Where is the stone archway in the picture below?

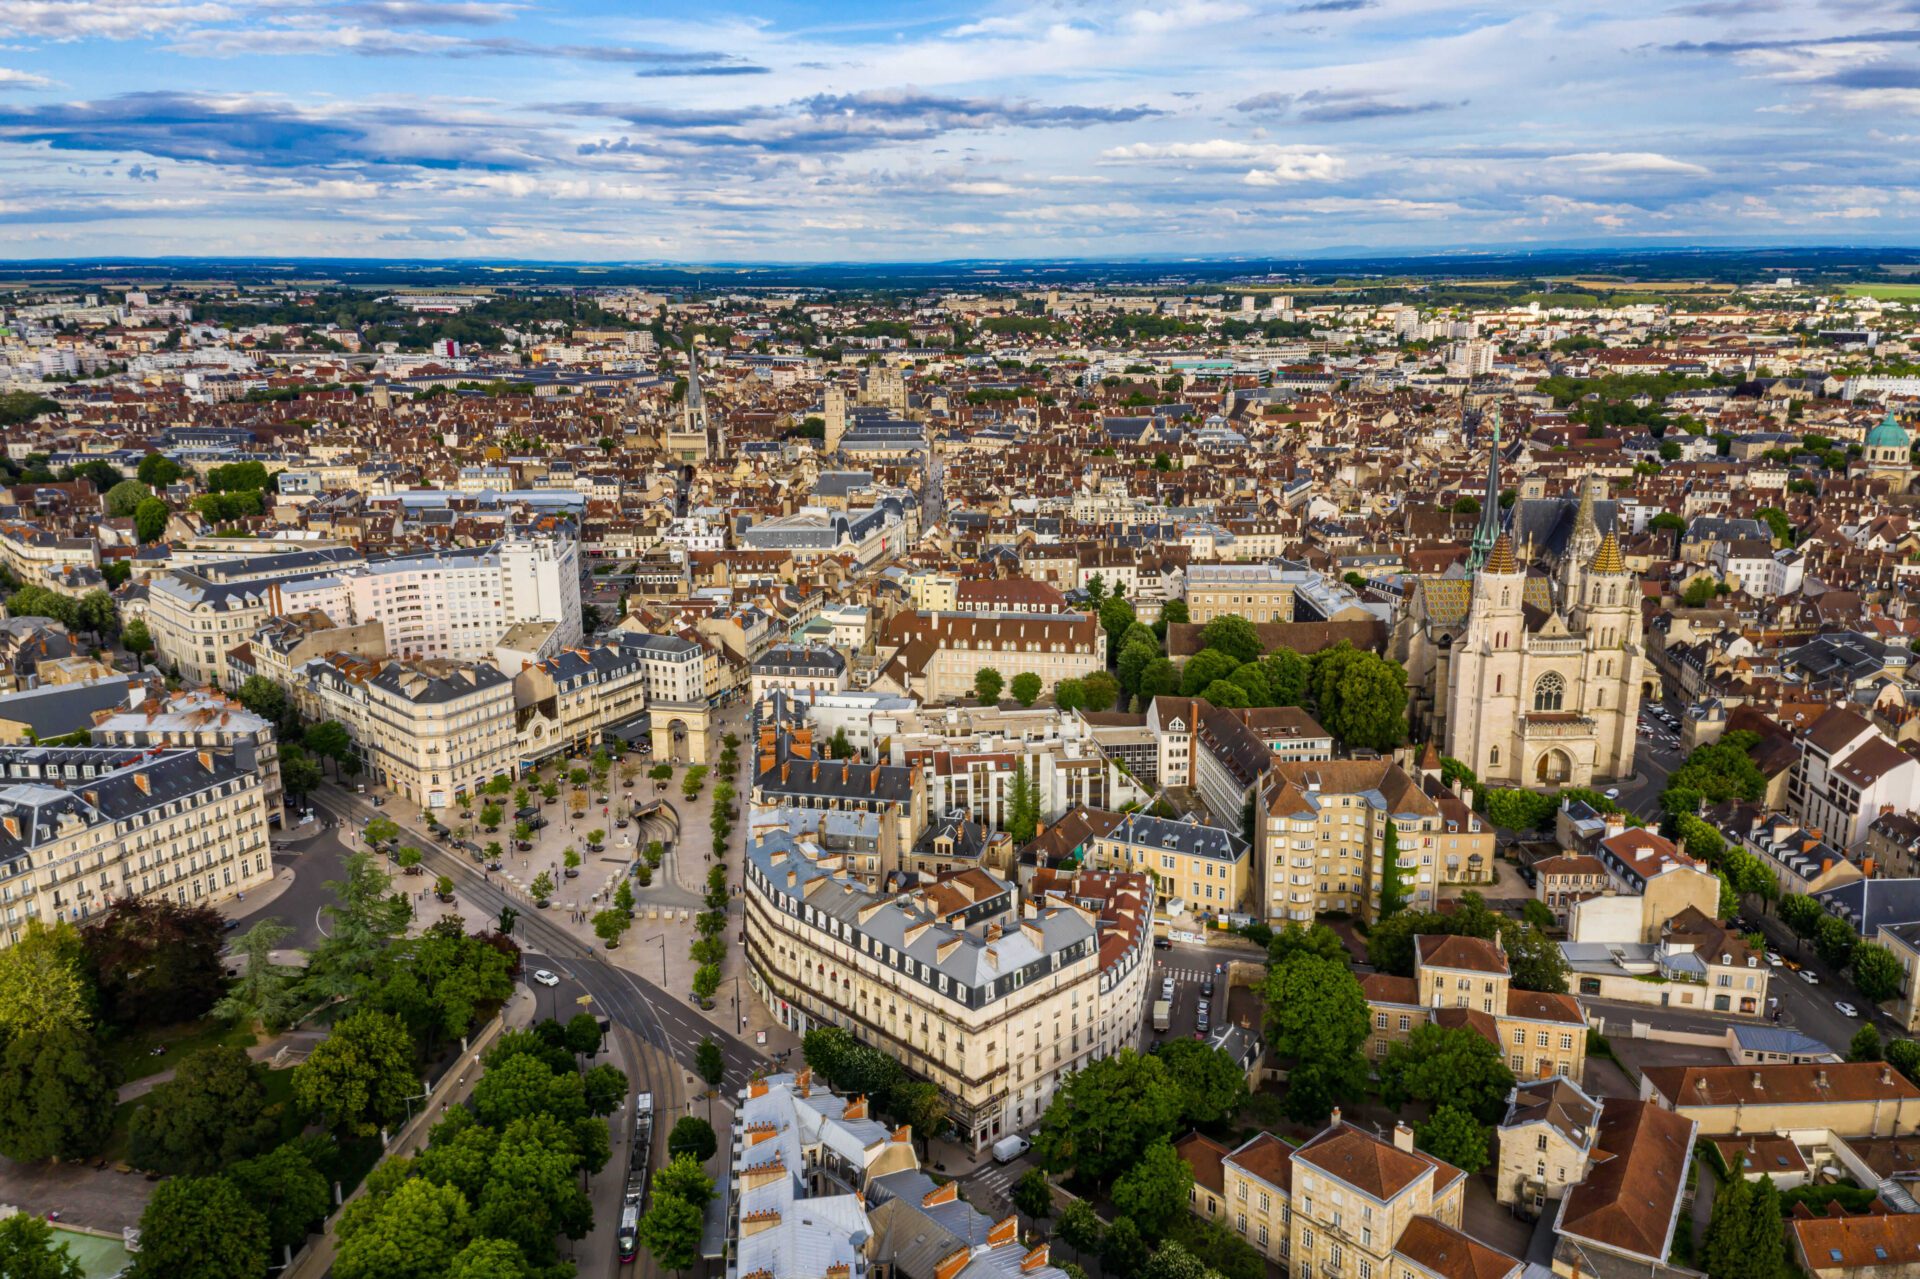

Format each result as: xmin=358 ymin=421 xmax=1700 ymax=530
xmin=648 ymin=703 xmax=713 ymax=765
xmin=1641 ymin=679 xmax=1659 ymax=701
xmin=1535 ymin=749 xmax=1572 ymax=785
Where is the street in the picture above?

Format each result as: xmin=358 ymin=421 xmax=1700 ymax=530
xmin=1138 ymin=942 xmax=1225 ymax=1048
xmin=307 ymin=784 xmax=770 ymax=1094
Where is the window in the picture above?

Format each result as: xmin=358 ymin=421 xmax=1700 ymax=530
xmin=1534 ymin=672 xmax=1565 ymax=712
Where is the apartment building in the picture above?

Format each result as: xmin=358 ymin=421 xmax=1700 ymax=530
xmin=347 ymin=534 xmax=582 ymax=663
xmin=1567 ymin=821 xmax=1720 ymax=943
xmin=748 ymin=643 xmax=848 ymax=703
xmin=1551 ymin=1100 xmax=1699 ymax=1278
xmin=743 ymin=821 xmax=1121 ymax=1150
xmin=1087 ymin=810 xmax=1249 ymax=916
xmin=91 ymin=686 xmax=287 ymax=825
xmin=1532 ymin=854 xmax=1609 ymax=925
xmin=1640 ymin=1061 xmax=1920 ymax=1137
xmin=1176 ymin=1117 xmax=1518 ymax=1279
xmin=236 ymin=610 xmax=387 ymax=694
xmin=872 ymin=611 xmax=1105 ymax=704
xmin=728 ymin=1070 xmax=1071 ymax=1279
xmin=0 ymin=520 xmax=99 ymax=592
xmin=0 ymin=743 xmax=273 ymax=945
xmin=1254 ymin=759 xmax=1443 ymax=924
xmin=1361 ymin=933 xmax=1588 ymax=1081
xmin=146 ymin=556 xmax=355 ymax=689
xmin=1792 ymin=1210 xmax=1920 ymax=1279
xmin=301 ymin=655 xmax=517 ymax=810
xmin=1877 ymin=922 xmax=1920 ymax=1033
xmin=1789 ymin=705 xmax=1920 ymax=850
xmin=511 ymin=641 xmax=650 ymax=763
xmin=896 ymin=716 xmax=1151 ymax=833
xmin=1182 ymin=563 xmax=1310 ymax=623
xmin=753 ymin=728 xmax=926 ymax=883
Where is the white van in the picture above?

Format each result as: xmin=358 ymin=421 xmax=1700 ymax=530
xmin=992 ymin=1135 xmax=1030 ymax=1164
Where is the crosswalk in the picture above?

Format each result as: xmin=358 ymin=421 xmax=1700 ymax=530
xmin=966 ymin=1162 xmax=1022 ymax=1201
xmin=1154 ymin=965 xmax=1215 ymax=984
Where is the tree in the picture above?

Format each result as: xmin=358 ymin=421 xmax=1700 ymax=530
xmin=654 ymin=1151 xmax=715 ymax=1209
xmin=81 ymin=895 xmax=228 ymax=1028
xmin=292 ymin=1008 xmax=420 ymax=1137
xmin=1007 ymin=757 xmax=1041 ymax=845
xmin=1081 ymin=670 xmax=1120 ymax=713
xmin=104 ymin=478 xmax=153 ymax=517
xmin=974 ymin=666 xmax=1005 ymax=704
xmin=1889 ymin=1037 xmax=1920 ymax=1086
xmin=1013 ymin=1166 xmax=1054 ymax=1220
xmin=305 ymin=719 xmax=354 ymax=772
xmin=695 ymin=1037 xmax=725 ymax=1088
xmin=1702 ymin=1171 xmax=1788 ymax=1279
xmin=1780 ymin=893 xmax=1822 ymax=941
xmin=1111 ymin=1137 xmax=1194 ymax=1238
xmin=638 ymin=1191 xmax=704 ymax=1274
xmin=1261 ymin=952 xmax=1370 ymax=1122
xmin=1681 ymin=577 xmax=1718 ymax=608
xmin=1101 ymin=1215 xmax=1150 ymax=1275
xmin=1179 ymin=647 xmax=1240 ymax=698
xmin=0 ymin=1024 xmax=115 ymax=1161
xmin=1054 ymin=677 xmax=1087 ymax=712
xmin=1169 ymin=1219 xmax=1265 ymax=1279
xmin=1415 ymin=1105 xmax=1491 ymax=1174
xmin=470 ymin=1053 xmax=586 ymax=1129
xmin=1815 ymin=913 xmax=1857 ymax=969
xmin=133 ymin=496 xmax=170 ymax=543
xmin=129 ymin=1175 xmax=270 ymax=1279
xmin=235 ymin=674 xmax=292 ymax=729
xmin=121 ymin=616 xmax=153 ymax=656
xmin=1033 ymin=1049 xmax=1182 ymax=1183
xmin=593 ymin=908 xmax=629 ymax=949
xmin=1155 ymin=1038 xmax=1249 ymax=1129
xmin=1198 ymin=615 xmax=1263 ymax=666
xmin=890 ymin=1079 xmax=949 ymax=1152
xmin=530 ymin=871 xmax=555 ymax=904
xmin=447 ymin=1238 xmax=533 ymax=1279
xmin=303 ymin=852 xmax=410 ymax=1001
xmin=1379 ymin=820 xmax=1410 ymax=919
xmin=1308 ymin=643 xmax=1409 ymax=751
xmin=1380 ymin=1024 xmax=1516 ymax=1123
xmin=0 ymin=1213 xmax=83 ymax=1279
xmin=1057 ymin=1199 xmax=1104 ymax=1259
xmin=668 ymin=1115 xmax=718 ymax=1163
xmin=1852 ymin=943 xmax=1904 ymax=1004
xmin=129 ymin=1044 xmax=276 ymax=1175
xmin=334 ymin=1176 xmax=472 ymax=1279
xmin=214 ymin=917 xmax=301 ymax=1031
xmin=1267 ymin=922 xmax=1348 ymax=965
xmin=1010 ymin=672 xmax=1042 ymax=707
xmin=583 ymin=1062 xmax=630 ymax=1116
xmin=1118 ymin=637 xmax=1160 ymax=695
xmin=137 ymin=452 xmax=183 ymax=488
xmin=1099 ymin=594 xmax=1137 ymax=646
xmin=1522 ymin=898 xmax=1557 ymax=932
xmin=1261 ymin=647 xmax=1310 ymax=706
xmin=1849 ymin=1025 xmax=1883 ymax=1062
xmin=227 ymin=1139 xmax=332 ymax=1255
xmin=0 ymin=920 xmax=92 ymax=1036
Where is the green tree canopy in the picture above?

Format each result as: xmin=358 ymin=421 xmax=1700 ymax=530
xmin=668 ymin=1115 xmax=718 ymax=1163
xmin=1111 ymin=1137 xmax=1194 ymax=1238
xmin=0 ymin=920 xmax=92 ymax=1037
xmin=974 ymin=666 xmax=1004 ymax=703
xmin=129 ymin=1175 xmax=271 ymax=1279
xmin=128 ymin=1044 xmax=277 ymax=1175
xmin=292 ymin=1009 xmax=420 ymax=1138
xmin=1154 ymin=1038 xmax=1250 ymax=1130
xmin=0 ymin=1213 xmax=83 ymax=1279
xmin=1261 ymin=952 xmax=1370 ymax=1122
xmin=334 ymin=1175 xmax=473 ymax=1279
xmin=1308 ymin=643 xmax=1409 ymax=751
xmin=1380 ymin=1024 xmax=1516 ymax=1124
xmin=104 ymin=478 xmax=153 ymax=517
xmin=1033 ymin=1049 xmax=1183 ymax=1184
xmin=1010 ymin=672 xmax=1042 ymax=706
xmin=0 ymin=1023 xmax=115 ymax=1162
xmin=227 ymin=1139 xmax=332 ymax=1255
xmin=1415 ymin=1105 xmax=1491 ymax=1174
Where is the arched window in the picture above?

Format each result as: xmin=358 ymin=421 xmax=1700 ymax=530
xmin=1534 ymin=672 xmax=1565 ymax=712
xmin=1489 ymin=746 xmax=1500 ymax=766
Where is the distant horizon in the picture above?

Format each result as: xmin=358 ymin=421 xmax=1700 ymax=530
xmin=0 ymin=0 xmax=1910 ymax=259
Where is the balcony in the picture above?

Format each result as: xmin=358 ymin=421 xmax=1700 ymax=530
xmin=1517 ymin=712 xmax=1596 ymax=741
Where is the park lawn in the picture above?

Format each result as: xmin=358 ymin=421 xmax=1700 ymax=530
xmin=105 ymin=1017 xmax=258 ymax=1083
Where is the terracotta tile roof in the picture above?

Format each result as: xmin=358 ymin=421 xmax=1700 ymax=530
xmin=1393 ymin=1216 xmax=1521 ymax=1279
xmin=1175 ymin=1131 xmax=1230 ymax=1198
xmin=1361 ymin=972 xmax=1420 ymax=1005
xmin=1643 ymin=1062 xmax=1920 ymax=1109
xmin=1792 ymin=1211 xmax=1920 ymax=1271
xmin=1294 ymin=1122 xmax=1456 ymax=1201
xmin=1534 ymin=854 xmax=1606 ymax=877
xmin=1433 ymin=1006 xmax=1501 ymax=1044
xmin=1557 ymin=1100 xmax=1695 ymax=1263
xmin=1225 ymin=1131 xmax=1293 ymax=1193
xmin=1417 ymin=933 xmax=1509 ymax=975
xmin=1506 ymin=989 xmax=1585 ymax=1026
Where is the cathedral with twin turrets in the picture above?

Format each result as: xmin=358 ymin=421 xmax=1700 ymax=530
xmin=1395 ymin=421 xmax=1644 ymax=789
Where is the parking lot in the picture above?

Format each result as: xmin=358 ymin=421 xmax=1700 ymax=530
xmin=1141 ymin=942 xmax=1229 ymax=1048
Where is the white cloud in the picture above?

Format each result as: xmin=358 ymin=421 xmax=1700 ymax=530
xmin=1544 ymin=151 xmax=1711 ymax=177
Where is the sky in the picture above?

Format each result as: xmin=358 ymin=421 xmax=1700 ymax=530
xmin=0 ymin=0 xmax=1914 ymax=261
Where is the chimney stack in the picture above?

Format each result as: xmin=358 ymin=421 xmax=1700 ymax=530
xmin=1393 ymin=1122 xmax=1415 ymax=1153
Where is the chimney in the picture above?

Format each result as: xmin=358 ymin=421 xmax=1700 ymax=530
xmin=988 ymin=1215 xmax=1019 ymax=1247
xmin=794 ymin=1067 xmax=811 ymax=1096
xmin=921 ymin=1181 xmax=959 ymax=1208
xmin=1021 ymin=1244 xmax=1052 ymax=1273
xmin=1393 ymin=1121 xmax=1415 ymax=1153
xmin=1331 ymin=1106 xmax=1343 ymax=1126
xmin=1752 ymin=1071 xmax=1764 ymax=1090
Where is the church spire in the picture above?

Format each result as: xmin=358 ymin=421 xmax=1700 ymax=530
xmin=1467 ymin=406 xmax=1504 ymax=572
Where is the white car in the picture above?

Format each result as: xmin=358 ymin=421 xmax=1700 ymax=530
xmin=1604 ymin=787 xmax=1620 ymax=800
xmin=533 ymin=969 xmax=560 ymax=987
xmin=1835 ymin=1000 xmax=1859 ymax=1018
xmin=1765 ymin=951 xmax=1782 ymax=967
xmin=1799 ymin=969 xmax=1819 ymax=985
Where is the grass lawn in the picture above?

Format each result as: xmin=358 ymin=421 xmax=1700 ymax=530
xmin=1840 ymin=283 xmax=1920 ymax=300
xmin=105 ymin=1018 xmax=259 ymax=1085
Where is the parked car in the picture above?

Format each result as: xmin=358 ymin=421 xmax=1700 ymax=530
xmin=1835 ymin=1000 xmax=1859 ymax=1018
xmin=1765 ymin=951 xmax=1783 ymax=967
xmin=1201 ymin=977 xmax=1215 ymax=997
xmin=1152 ymin=937 xmax=1172 ymax=950
xmin=1799 ymin=969 xmax=1819 ymax=985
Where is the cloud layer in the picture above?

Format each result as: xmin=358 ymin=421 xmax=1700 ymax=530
xmin=0 ymin=0 xmax=1915 ymax=258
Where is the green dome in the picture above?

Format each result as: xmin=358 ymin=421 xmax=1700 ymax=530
xmin=1866 ymin=410 xmax=1910 ymax=449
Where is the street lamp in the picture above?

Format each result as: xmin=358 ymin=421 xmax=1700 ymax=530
xmin=646 ymin=933 xmax=667 ymax=987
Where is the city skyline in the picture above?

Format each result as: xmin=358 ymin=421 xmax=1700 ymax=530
xmin=0 ymin=0 xmax=1916 ymax=259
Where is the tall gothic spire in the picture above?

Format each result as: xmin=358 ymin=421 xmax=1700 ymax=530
xmin=1467 ymin=406 xmax=1504 ymax=572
